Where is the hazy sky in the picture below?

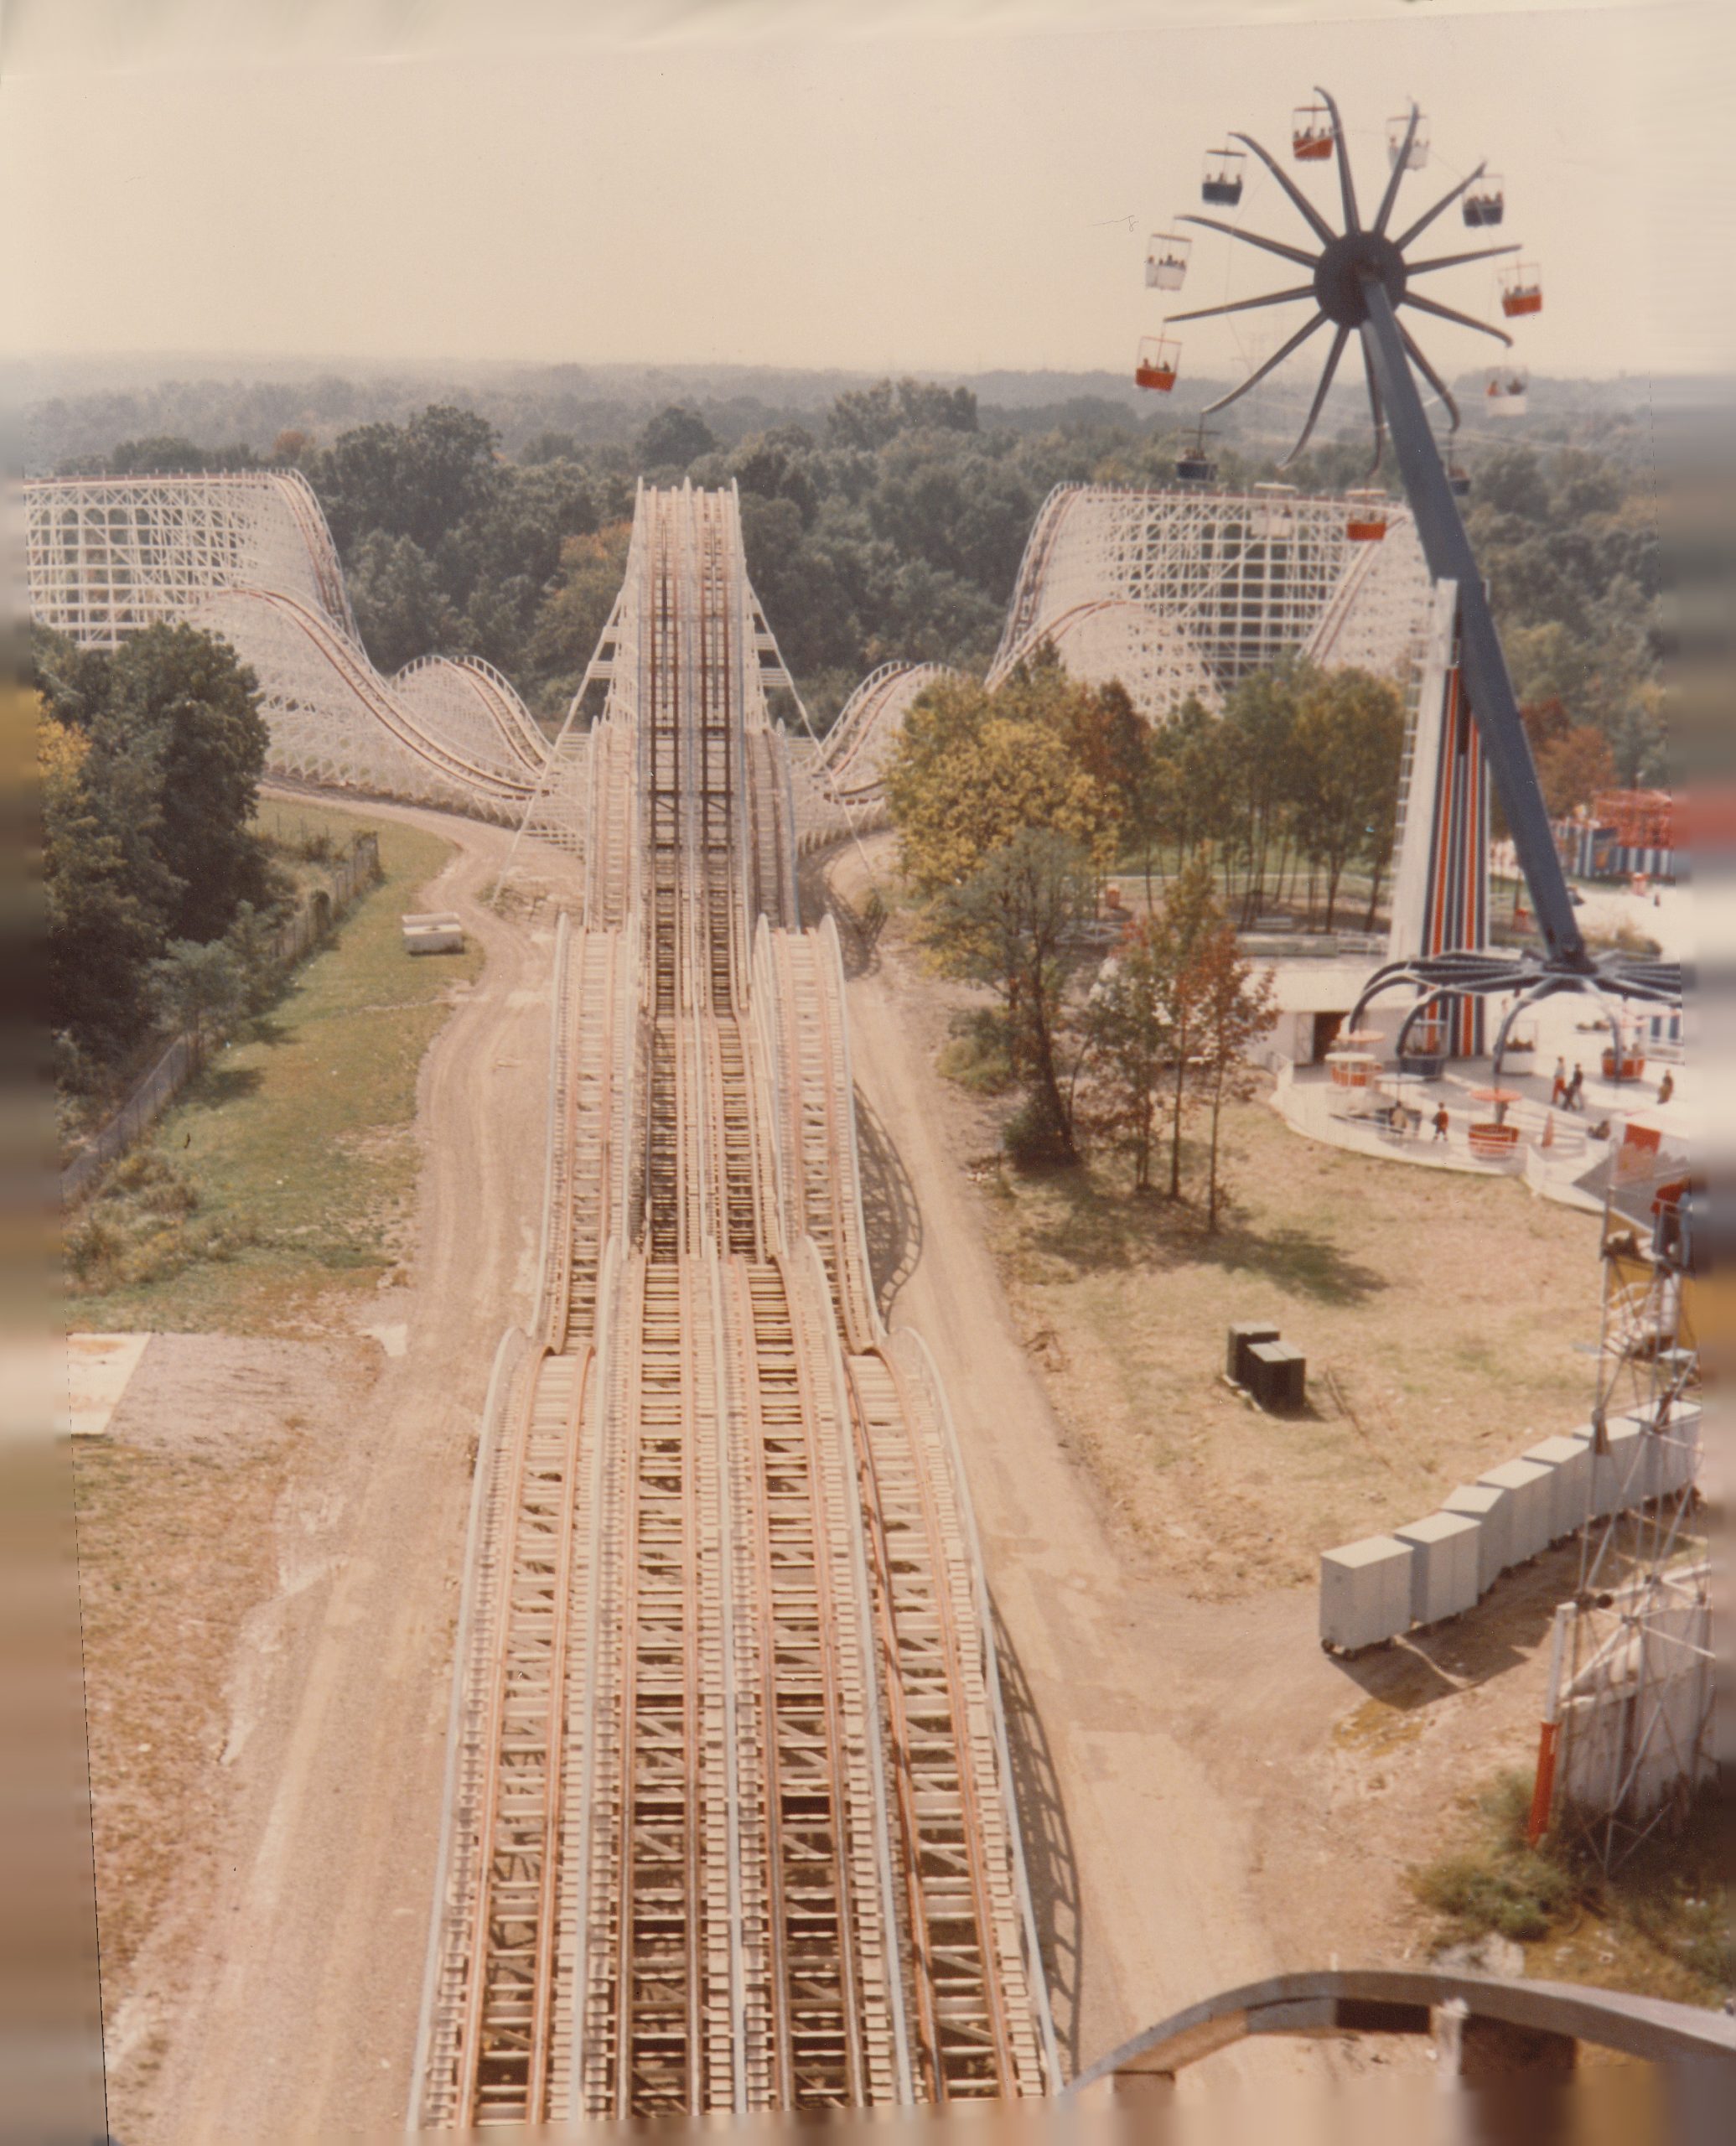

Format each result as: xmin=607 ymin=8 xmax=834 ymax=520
xmin=3 ymin=0 xmax=1728 ymax=381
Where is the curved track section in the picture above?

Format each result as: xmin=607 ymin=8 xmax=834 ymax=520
xmin=192 ymin=587 xmax=539 ymax=821
xmin=393 ymin=655 xmax=550 ymax=779
xmin=790 ymin=661 xmax=952 ymax=852
xmin=416 ymin=482 xmax=1054 ymax=2124
xmin=987 ymin=481 xmax=1433 ymax=718
xmin=23 ymin=470 xmax=552 ymax=822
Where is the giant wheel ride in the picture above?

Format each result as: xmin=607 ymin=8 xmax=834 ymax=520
xmin=1143 ymin=89 xmax=1680 ymax=1068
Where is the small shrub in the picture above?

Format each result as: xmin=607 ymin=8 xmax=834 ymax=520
xmin=65 ymin=1209 xmax=125 ymax=1285
xmin=1414 ymin=1847 xmax=1574 ymax=1943
xmin=106 ymin=1150 xmax=200 ymax=1215
xmin=1003 ymin=1094 xmax=1078 ymax=1167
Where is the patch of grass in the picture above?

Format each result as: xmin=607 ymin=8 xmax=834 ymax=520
xmin=73 ymin=803 xmax=481 ymax=1331
xmin=1412 ymin=1770 xmax=1731 ymax=2004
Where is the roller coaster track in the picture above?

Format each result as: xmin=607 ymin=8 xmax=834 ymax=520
xmin=203 ymin=586 xmax=542 ymax=816
xmin=414 ymin=483 xmax=1055 ymax=2125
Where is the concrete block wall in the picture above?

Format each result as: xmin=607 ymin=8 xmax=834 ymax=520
xmin=1319 ymin=1402 xmax=1701 ymax=1655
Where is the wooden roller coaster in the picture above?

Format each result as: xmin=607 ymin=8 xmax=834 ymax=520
xmin=412 ymin=482 xmax=1056 ymax=2126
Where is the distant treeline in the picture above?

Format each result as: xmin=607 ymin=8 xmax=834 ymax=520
xmin=30 ymin=368 xmax=1665 ymax=776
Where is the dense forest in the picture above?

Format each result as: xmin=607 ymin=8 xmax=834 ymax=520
xmin=31 ymin=364 xmax=1667 ymax=780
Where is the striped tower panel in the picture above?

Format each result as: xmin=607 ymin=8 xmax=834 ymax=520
xmin=1388 ymin=579 xmax=1490 ymax=1057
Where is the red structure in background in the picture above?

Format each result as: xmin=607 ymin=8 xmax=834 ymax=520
xmin=1592 ymin=790 xmax=1674 ymax=851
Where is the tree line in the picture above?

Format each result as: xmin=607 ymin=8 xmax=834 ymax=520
xmin=885 ymin=656 xmax=1282 ymax=1222
xmin=46 ymin=386 xmax=1665 ymax=794
xmin=35 ymin=622 xmax=300 ymax=1102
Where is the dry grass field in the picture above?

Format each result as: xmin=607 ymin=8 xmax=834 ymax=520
xmin=976 ymin=1088 xmax=1602 ymax=1598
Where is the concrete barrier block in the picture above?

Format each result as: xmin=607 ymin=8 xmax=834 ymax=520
xmin=1394 ymin=1512 xmax=1482 ymax=1625
xmin=1319 ymin=1535 xmax=1414 ymax=1652
xmin=1478 ymin=1458 xmax=1554 ymax=1565
xmin=1441 ymin=1483 xmax=1510 ymax=1595
xmin=1523 ymin=1436 xmax=1591 ymax=1543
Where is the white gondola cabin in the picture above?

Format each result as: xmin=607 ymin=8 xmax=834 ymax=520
xmin=1500 ymin=263 xmax=1542 ymax=317
xmin=1464 ymin=174 xmax=1505 ymax=227
xmin=1485 ymin=366 xmax=1529 ymax=416
xmin=1345 ymin=489 xmax=1389 ymax=542
xmin=1201 ymin=148 xmax=1245 ymax=207
xmin=1251 ymin=480 xmax=1297 ymax=541
xmin=1386 ymin=110 xmax=1430 ymax=170
xmin=1292 ymin=105 xmax=1334 ymax=160
xmin=1135 ymin=335 xmax=1179 ymax=392
xmin=1144 ymin=232 xmax=1190 ymax=292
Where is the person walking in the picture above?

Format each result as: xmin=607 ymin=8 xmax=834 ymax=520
xmin=1565 ymin=1063 xmax=1585 ymax=1112
xmin=1658 ymin=1069 xmax=1675 ymax=1106
xmin=1433 ymin=1104 xmax=1450 ymax=1143
xmin=1551 ymin=1056 xmax=1568 ymax=1108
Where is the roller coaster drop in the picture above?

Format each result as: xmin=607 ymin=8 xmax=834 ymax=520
xmin=411 ymin=484 xmax=1056 ymax=2124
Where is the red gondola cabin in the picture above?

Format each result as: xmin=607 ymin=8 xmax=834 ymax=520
xmin=1135 ymin=336 xmax=1179 ymax=392
xmin=1500 ymin=263 xmax=1542 ymax=317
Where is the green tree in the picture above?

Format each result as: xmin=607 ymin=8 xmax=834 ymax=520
xmin=639 ymin=403 xmax=717 ymax=469
xmin=930 ymin=830 xmax=1096 ymax=1164
xmin=348 ymin=531 xmax=470 ymax=672
xmin=1219 ymin=659 xmax=1313 ymax=923
xmin=526 ymin=523 xmax=634 ymax=694
xmin=885 ymin=665 xmax=1128 ymax=898
xmin=1144 ymin=692 xmax=1226 ymax=889
xmin=827 ymin=377 xmax=978 ymax=451
xmin=1078 ymin=915 xmax=1178 ymax=1192
xmin=99 ymin=624 xmax=270 ymax=942
xmin=1191 ymin=925 xmax=1278 ymax=1232
xmin=1291 ymin=667 xmax=1406 ymax=930
xmin=147 ymin=938 xmax=247 ymax=1047
xmin=1153 ymin=857 xmax=1222 ymax=1199
xmin=40 ymin=708 xmax=166 ymax=1063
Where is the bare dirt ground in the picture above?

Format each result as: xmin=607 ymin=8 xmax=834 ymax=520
xmin=78 ymin=799 xmax=567 ymax=2143
xmin=815 ymin=836 xmax=1600 ymax=2081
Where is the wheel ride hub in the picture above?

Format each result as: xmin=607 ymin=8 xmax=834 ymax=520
xmin=1314 ymin=232 xmax=1407 ymax=325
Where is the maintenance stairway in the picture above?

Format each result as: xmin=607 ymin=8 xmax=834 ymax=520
xmin=413 ymin=483 xmax=1055 ymax=2124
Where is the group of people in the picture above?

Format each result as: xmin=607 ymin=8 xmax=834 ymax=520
xmin=1381 ymin=1052 xmax=1675 ymax=1148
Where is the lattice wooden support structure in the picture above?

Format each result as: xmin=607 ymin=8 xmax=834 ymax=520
xmin=413 ymin=484 xmax=1057 ymax=2125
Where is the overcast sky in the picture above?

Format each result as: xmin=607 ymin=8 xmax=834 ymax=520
xmin=3 ymin=0 xmax=1728 ymax=382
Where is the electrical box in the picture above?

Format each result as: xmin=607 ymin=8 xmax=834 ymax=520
xmin=1319 ymin=1535 xmax=1413 ymax=1652
xmin=1246 ymin=1340 xmax=1307 ymax=1413
xmin=402 ymin=910 xmax=464 ymax=955
xmin=1395 ymin=1512 xmax=1481 ymax=1625
xmin=1226 ymin=1322 xmax=1280 ymax=1384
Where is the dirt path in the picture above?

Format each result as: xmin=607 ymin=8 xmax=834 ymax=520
xmin=817 ymin=839 xmax=1581 ymax=2083
xmin=817 ymin=851 xmax=1295 ymax=2079
xmin=127 ymin=801 xmax=566 ymax=2143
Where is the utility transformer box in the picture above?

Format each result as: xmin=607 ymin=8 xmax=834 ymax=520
xmin=1246 ymin=1340 xmax=1307 ymax=1413
xmin=1226 ymin=1322 xmax=1280 ymax=1383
